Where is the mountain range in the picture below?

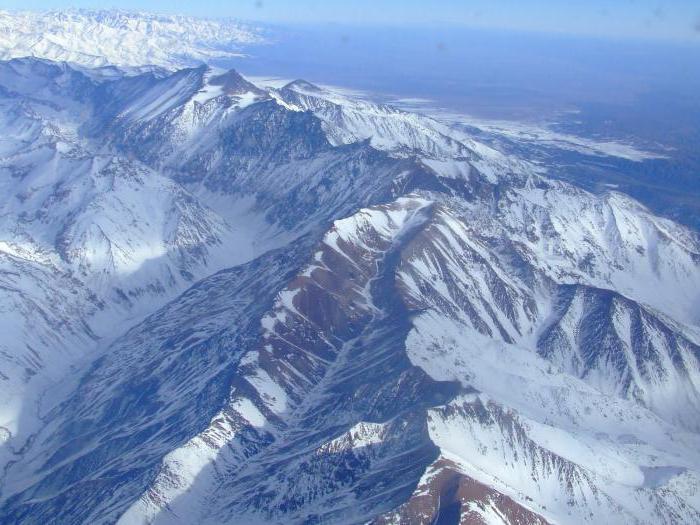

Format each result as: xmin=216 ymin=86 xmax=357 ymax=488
xmin=0 ymin=9 xmax=263 ymax=69
xmin=0 ymin=10 xmax=699 ymax=525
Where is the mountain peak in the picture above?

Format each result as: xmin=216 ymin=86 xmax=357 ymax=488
xmin=209 ymin=69 xmax=266 ymax=96
xmin=283 ymin=79 xmax=324 ymax=93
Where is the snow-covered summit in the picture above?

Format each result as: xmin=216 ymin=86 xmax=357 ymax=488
xmin=0 ymin=9 xmax=265 ymax=69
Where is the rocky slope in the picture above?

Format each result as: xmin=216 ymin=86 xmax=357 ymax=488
xmin=0 ymin=55 xmax=699 ymax=525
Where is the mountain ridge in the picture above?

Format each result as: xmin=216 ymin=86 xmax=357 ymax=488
xmin=0 ymin=54 xmax=698 ymax=524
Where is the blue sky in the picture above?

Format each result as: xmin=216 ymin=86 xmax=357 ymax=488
xmin=3 ymin=0 xmax=700 ymax=41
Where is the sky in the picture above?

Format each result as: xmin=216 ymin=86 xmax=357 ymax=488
xmin=2 ymin=0 xmax=700 ymax=41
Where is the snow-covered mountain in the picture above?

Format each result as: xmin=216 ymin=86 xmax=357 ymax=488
xmin=0 ymin=10 xmax=264 ymax=69
xmin=0 ymin=45 xmax=699 ymax=525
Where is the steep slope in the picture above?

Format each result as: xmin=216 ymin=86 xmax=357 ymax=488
xmin=121 ymin=198 xmax=463 ymax=525
xmin=0 ymin=59 xmax=445 ymax=521
xmin=397 ymin=184 xmax=700 ymax=429
xmin=538 ymin=285 xmax=700 ymax=430
xmin=0 ymin=59 xmax=240 ymax=447
xmin=1 ymin=55 xmax=699 ymax=525
xmin=0 ymin=244 xmax=308 ymax=524
xmin=274 ymin=79 xmax=539 ymax=185
xmin=393 ymin=196 xmax=700 ymax=523
xmin=114 ymin=193 xmax=700 ymax=525
xmin=97 ymin=66 xmax=434 ymax=232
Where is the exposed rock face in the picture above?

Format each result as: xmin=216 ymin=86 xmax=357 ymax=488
xmin=0 ymin=56 xmax=699 ymax=525
xmin=374 ymin=458 xmax=551 ymax=525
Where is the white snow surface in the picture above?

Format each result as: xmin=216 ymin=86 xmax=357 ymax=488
xmin=0 ymin=9 xmax=264 ymax=69
xmin=0 ymin=60 xmax=285 ymax=466
xmin=0 ymin=51 xmax=699 ymax=525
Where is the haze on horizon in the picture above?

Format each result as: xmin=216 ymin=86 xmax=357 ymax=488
xmin=2 ymin=0 xmax=700 ymax=43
